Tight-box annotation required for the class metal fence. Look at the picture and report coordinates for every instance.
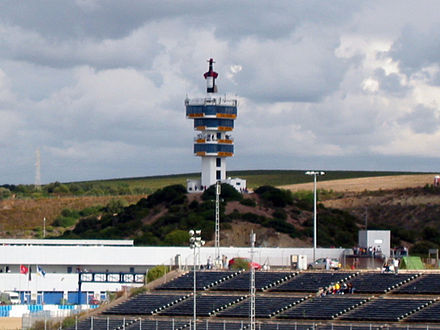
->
[60,317,440,330]
[22,309,79,329]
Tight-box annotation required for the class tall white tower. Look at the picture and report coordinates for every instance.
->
[186,59,240,192]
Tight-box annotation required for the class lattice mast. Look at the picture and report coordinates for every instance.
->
[185,59,238,189]
[249,231,256,330]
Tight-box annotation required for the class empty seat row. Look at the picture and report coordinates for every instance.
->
[159,294,246,317]
[344,273,419,294]
[103,293,189,315]
[156,271,242,291]
[340,298,434,322]
[213,272,296,291]
[394,273,440,294]
[218,295,307,318]
[277,296,369,320]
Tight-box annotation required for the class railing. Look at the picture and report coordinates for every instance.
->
[194,135,234,143]
[185,96,237,106]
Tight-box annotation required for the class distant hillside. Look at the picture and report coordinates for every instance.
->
[0,171,438,256]
[57,184,360,249]
[321,185,440,255]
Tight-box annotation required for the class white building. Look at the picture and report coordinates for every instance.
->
[358,230,391,258]
[0,239,345,305]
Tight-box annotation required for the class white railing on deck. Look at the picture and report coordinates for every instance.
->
[185,96,237,106]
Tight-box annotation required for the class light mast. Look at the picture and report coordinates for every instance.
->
[185,59,239,191]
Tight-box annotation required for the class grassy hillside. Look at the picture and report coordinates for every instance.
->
[0,170,434,244]
[61,170,422,194]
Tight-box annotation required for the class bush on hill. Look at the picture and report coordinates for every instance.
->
[202,183,242,202]
[146,184,187,207]
[254,185,293,207]
[240,198,256,207]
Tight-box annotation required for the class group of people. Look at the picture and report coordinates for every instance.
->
[317,282,354,297]
[353,246,383,257]
[382,258,400,274]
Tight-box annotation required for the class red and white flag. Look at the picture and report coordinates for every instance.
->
[20,265,29,275]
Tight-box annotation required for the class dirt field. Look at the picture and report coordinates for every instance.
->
[0,318,21,330]
[280,174,436,192]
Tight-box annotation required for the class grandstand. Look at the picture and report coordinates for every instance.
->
[66,270,440,329]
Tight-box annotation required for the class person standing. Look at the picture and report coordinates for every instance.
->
[393,258,399,274]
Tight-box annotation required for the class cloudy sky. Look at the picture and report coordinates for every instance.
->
[0,1,439,184]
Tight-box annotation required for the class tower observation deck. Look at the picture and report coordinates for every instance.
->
[185,59,246,192]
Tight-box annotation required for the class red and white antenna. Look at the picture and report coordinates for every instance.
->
[203,58,218,93]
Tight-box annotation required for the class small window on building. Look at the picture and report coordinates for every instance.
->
[216,158,221,167]
[216,170,221,180]
[67,266,72,274]
[217,132,221,139]
[129,267,135,273]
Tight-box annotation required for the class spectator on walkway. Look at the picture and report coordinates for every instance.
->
[393,258,399,274]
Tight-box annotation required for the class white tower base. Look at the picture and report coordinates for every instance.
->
[201,157,226,189]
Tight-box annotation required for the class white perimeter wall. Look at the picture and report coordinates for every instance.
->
[0,245,345,268]
[0,245,346,292]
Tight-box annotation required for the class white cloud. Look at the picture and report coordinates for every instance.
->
[1,1,440,184]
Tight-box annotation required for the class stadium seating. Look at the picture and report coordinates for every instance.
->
[277,296,369,320]
[271,272,357,292]
[393,273,440,294]
[103,293,190,315]
[340,298,434,322]
[156,270,242,291]
[217,295,307,318]
[159,294,246,317]
[67,270,440,329]
[345,273,419,293]
[212,271,295,291]
[405,299,440,322]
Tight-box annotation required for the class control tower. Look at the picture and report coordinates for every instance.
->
[185,59,245,192]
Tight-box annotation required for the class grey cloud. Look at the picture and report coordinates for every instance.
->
[389,24,440,75]
[0,1,364,41]
[1,1,440,184]
[399,105,440,134]
[374,68,409,97]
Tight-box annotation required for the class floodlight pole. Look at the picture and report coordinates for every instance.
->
[189,229,204,330]
[249,231,256,330]
[305,171,325,262]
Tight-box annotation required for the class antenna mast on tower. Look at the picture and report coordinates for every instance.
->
[35,148,41,190]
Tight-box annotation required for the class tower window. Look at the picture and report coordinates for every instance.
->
[216,158,221,167]
[217,132,221,139]
[216,170,221,180]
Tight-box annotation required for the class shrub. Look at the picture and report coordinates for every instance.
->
[105,199,128,214]
[272,209,287,220]
[61,209,80,218]
[147,265,170,283]
[202,183,242,202]
[163,229,190,246]
[410,241,438,256]
[53,216,77,228]
[147,184,187,207]
[129,286,148,297]
[229,258,250,270]
[254,185,293,207]
[240,198,256,207]
[0,187,11,200]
